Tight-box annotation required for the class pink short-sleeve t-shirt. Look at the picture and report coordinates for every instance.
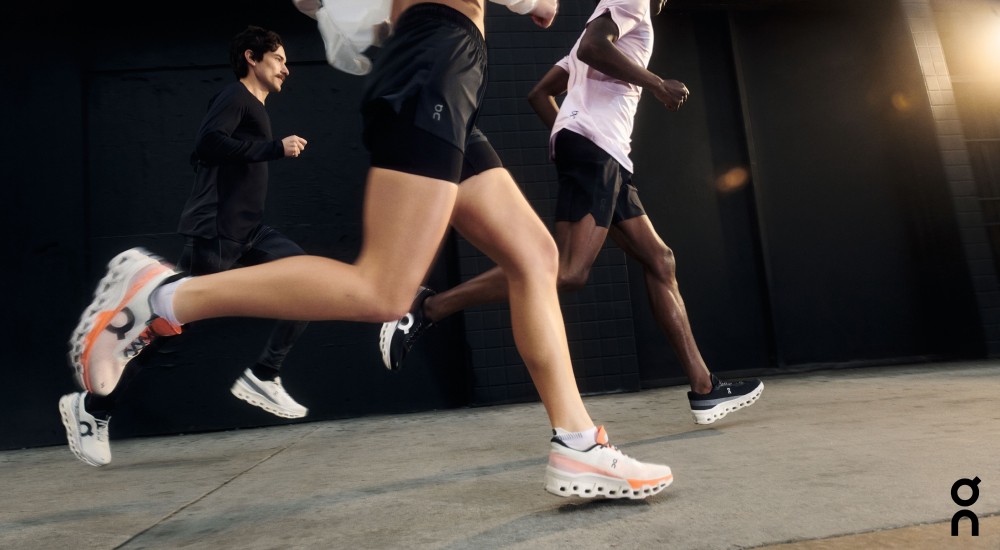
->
[550,0,654,173]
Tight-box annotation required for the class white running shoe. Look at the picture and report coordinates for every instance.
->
[68,248,182,396]
[231,369,308,419]
[58,392,111,467]
[545,426,673,500]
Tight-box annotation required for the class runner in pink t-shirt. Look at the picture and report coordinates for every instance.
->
[381,0,765,425]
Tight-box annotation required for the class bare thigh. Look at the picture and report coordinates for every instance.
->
[451,168,556,273]
[354,167,460,309]
[173,168,458,324]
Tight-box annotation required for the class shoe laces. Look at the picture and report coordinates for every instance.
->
[594,426,630,458]
[406,318,430,345]
[711,374,731,389]
[401,315,432,351]
[124,327,156,359]
[401,288,435,348]
[94,417,110,443]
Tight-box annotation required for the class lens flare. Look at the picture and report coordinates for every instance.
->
[891,92,912,112]
[716,166,750,193]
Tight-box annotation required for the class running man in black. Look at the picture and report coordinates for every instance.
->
[60,26,311,467]
[379,0,763,425]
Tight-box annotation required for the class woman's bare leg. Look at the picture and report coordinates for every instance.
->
[173,168,457,324]
[451,168,592,432]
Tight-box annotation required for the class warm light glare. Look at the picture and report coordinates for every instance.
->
[945,6,1000,81]
[716,166,750,193]
[980,10,1000,75]
[992,16,1000,60]
[891,92,913,112]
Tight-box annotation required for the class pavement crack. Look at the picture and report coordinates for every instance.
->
[113,425,321,549]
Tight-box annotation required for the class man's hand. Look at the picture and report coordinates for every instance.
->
[651,79,689,111]
[282,135,308,158]
[531,0,558,28]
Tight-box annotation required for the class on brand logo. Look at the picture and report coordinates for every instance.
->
[951,476,980,537]
[106,308,136,340]
[433,104,444,121]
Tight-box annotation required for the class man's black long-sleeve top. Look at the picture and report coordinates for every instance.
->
[177,81,284,241]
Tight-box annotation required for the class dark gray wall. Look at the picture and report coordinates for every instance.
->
[3,0,985,451]
[4,14,89,450]
[726,0,982,365]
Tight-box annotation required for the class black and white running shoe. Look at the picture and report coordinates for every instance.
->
[688,375,764,425]
[379,287,436,371]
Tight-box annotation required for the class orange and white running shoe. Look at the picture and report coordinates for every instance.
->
[68,248,182,395]
[545,426,673,500]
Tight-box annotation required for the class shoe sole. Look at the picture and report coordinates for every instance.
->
[691,381,764,425]
[544,466,673,500]
[230,377,307,419]
[378,318,402,371]
[58,394,106,467]
[68,248,164,393]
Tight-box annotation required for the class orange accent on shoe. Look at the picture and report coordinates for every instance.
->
[549,452,674,489]
[79,310,118,393]
[548,452,616,477]
[149,317,182,336]
[627,474,673,490]
[595,425,609,446]
[79,265,171,392]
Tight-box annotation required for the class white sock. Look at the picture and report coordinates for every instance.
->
[150,277,190,326]
[552,426,598,451]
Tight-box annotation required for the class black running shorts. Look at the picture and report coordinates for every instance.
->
[361,3,501,183]
[553,130,647,228]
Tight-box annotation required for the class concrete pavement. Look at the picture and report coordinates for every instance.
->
[2,360,998,549]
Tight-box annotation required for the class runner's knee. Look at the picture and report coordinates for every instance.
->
[497,226,559,283]
[645,245,677,284]
[526,232,560,280]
